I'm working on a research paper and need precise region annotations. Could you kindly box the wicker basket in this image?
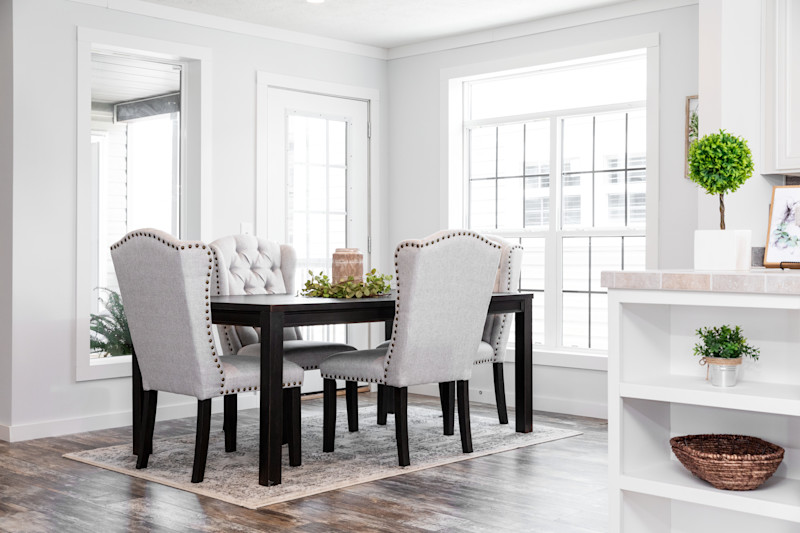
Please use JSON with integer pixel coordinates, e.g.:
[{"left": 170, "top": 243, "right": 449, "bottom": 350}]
[{"left": 670, "top": 434, "right": 784, "bottom": 491}]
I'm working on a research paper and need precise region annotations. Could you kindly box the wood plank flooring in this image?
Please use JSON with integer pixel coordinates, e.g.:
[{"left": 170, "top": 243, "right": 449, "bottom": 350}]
[{"left": 0, "top": 393, "right": 608, "bottom": 532}]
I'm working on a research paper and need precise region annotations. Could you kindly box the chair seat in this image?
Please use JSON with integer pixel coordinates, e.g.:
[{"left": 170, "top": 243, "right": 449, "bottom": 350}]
[
  {"left": 219, "top": 355, "right": 304, "bottom": 393},
  {"left": 237, "top": 340, "right": 356, "bottom": 370},
  {"left": 374, "top": 340, "right": 494, "bottom": 364},
  {"left": 319, "top": 348, "right": 387, "bottom": 383}
]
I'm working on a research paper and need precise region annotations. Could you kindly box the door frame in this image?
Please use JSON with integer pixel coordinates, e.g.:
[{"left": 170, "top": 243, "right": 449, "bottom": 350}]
[{"left": 255, "top": 72, "right": 381, "bottom": 275}]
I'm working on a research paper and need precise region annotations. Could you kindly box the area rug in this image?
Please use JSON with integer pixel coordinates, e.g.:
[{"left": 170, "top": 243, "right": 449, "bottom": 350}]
[{"left": 65, "top": 405, "right": 581, "bottom": 509}]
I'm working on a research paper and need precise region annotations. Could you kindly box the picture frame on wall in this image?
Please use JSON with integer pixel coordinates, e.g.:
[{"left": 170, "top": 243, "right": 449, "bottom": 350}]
[
  {"left": 685, "top": 95, "right": 699, "bottom": 179},
  {"left": 764, "top": 185, "right": 800, "bottom": 268}
]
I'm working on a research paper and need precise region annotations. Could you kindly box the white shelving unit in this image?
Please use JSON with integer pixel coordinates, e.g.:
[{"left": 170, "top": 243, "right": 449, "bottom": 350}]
[{"left": 606, "top": 275, "right": 800, "bottom": 532}]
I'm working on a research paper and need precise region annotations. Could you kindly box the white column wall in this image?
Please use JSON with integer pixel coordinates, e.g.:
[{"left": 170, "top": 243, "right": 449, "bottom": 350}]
[
  {"left": 0, "top": 0, "right": 13, "bottom": 439},
  {"left": 388, "top": 4, "right": 699, "bottom": 418},
  {"left": 5, "top": 0, "right": 387, "bottom": 440}
]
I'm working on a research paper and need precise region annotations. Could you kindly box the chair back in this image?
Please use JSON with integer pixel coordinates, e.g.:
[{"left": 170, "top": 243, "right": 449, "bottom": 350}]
[
  {"left": 383, "top": 230, "right": 501, "bottom": 388},
  {"left": 480, "top": 235, "right": 524, "bottom": 363},
  {"left": 209, "top": 234, "right": 302, "bottom": 355},
  {"left": 110, "top": 229, "right": 225, "bottom": 400}
]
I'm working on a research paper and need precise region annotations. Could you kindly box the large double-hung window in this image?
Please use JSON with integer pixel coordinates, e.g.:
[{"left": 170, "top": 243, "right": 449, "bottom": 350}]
[{"left": 461, "top": 51, "right": 648, "bottom": 353}]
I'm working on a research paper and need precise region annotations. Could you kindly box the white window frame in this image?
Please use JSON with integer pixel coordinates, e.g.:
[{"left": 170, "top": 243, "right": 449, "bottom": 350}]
[
  {"left": 442, "top": 35, "right": 660, "bottom": 370},
  {"left": 75, "top": 28, "right": 212, "bottom": 381}
]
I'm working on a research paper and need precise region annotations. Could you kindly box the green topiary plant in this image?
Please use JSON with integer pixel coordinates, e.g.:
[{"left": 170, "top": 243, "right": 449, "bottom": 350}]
[
  {"left": 688, "top": 129, "right": 754, "bottom": 230},
  {"left": 693, "top": 325, "right": 759, "bottom": 361},
  {"left": 301, "top": 269, "right": 392, "bottom": 298},
  {"left": 90, "top": 288, "right": 133, "bottom": 357}
]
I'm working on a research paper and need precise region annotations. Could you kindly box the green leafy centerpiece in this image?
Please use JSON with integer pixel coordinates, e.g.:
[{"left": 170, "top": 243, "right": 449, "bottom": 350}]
[
  {"left": 301, "top": 269, "right": 392, "bottom": 298},
  {"left": 90, "top": 288, "right": 133, "bottom": 357},
  {"left": 688, "top": 129, "right": 755, "bottom": 271},
  {"left": 693, "top": 325, "right": 759, "bottom": 387}
]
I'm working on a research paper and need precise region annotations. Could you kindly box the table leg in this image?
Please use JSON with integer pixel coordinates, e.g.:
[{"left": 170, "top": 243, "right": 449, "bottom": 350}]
[
  {"left": 132, "top": 350, "right": 143, "bottom": 455},
  {"left": 515, "top": 296, "right": 533, "bottom": 433},
  {"left": 260, "top": 310, "right": 284, "bottom": 486}
]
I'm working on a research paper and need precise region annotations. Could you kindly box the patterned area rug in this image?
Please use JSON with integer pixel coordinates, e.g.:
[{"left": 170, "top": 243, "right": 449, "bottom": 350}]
[{"left": 65, "top": 405, "right": 581, "bottom": 509}]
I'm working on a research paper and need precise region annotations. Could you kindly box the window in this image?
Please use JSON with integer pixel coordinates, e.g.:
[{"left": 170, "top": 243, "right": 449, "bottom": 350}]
[{"left": 460, "top": 50, "right": 648, "bottom": 353}]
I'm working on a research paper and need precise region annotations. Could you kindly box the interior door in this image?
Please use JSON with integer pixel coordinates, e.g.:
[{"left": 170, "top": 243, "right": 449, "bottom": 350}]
[{"left": 266, "top": 88, "right": 370, "bottom": 393}]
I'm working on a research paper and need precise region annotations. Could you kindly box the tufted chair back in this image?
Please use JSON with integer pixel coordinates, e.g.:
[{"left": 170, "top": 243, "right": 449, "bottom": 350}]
[
  {"left": 209, "top": 234, "right": 302, "bottom": 355},
  {"left": 479, "top": 235, "right": 524, "bottom": 364},
  {"left": 382, "top": 230, "right": 501, "bottom": 388},
  {"left": 110, "top": 229, "right": 227, "bottom": 400}
]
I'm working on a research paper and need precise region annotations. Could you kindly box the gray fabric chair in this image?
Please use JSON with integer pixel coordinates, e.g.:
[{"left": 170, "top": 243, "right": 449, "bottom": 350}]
[
  {"left": 209, "top": 234, "right": 358, "bottom": 429},
  {"left": 209, "top": 234, "right": 356, "bottom": 365},
  {"left": 111, "top": 229, "right": 304, "bottom": 483},
  {"left": 377, "top": 235, "right": 523, "bottom": 428},
  {"left": 319, "top": 230, "right": 502, "bottom": 466}
]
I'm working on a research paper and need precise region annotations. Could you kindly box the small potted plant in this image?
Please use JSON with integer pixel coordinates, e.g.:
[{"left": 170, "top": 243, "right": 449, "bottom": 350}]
[
  {"left": 688, "top": 129, "right": 755, "bottom": 270},
  {"left": 693, "top": 325, "right": 759, "bottom": 387}
]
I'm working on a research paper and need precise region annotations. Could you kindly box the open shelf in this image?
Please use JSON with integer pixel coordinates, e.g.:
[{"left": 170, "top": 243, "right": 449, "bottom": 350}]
[
  {"left": 620, "top": 375, "right": 800, "bottom": 416},
  {"left": 621, "top": 461, "right": 800, "bottom": 523}
]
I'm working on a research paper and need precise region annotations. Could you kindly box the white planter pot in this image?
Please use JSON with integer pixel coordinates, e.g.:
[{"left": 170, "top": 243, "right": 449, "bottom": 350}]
[{"left": 694, "top": 230, "right": 752, "bottom": 271}]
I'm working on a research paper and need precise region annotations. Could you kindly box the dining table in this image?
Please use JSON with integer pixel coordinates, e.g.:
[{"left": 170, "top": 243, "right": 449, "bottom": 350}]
[{"left": 131, "top": 291, "right": 534, "bottom": 487}]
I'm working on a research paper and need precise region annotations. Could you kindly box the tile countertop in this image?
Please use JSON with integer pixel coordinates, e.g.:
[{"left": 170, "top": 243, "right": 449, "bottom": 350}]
[{"left": 600, "top": 269, "right": 800, "bottom": 295}]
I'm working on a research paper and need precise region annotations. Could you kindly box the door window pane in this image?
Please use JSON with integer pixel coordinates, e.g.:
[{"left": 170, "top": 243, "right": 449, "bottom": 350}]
[
  {"left": 562, "top": 237, "right": 589, "bottom": 292},
  {"left": 470, "top": 179, "right": 496, "bottom": 229},
  {"left": 594, "top": 113, "right": 626, "bottom": 171},
  {"left": 562, "top": 116, "right": 593, "bottom": 173},
  {"left": 470, "top": 127, "right": 496, "bottom": 179},
  {"left": 562, "top": 292, "right": 589, "bottom": 349}
]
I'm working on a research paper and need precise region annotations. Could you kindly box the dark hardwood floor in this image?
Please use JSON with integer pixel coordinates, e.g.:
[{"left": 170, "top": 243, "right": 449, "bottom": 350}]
[{"left": 0, "top": 393, "right": 608, "bottom": 532}]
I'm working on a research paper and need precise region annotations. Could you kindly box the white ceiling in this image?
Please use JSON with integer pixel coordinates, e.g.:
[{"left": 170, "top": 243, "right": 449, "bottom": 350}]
[
  {"left": 140, "top": 0, "right": 635, "bottom": 49},
  {"left": 91, "top": 53, "right": 181, "bottom": 104}
]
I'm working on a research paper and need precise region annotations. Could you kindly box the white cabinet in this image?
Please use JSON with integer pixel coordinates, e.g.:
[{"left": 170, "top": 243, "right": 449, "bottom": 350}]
[
  {"left": 607, "top": 277, "right": 800, "bottom": 532},
  {"left": 763, "top": 0, "right": 800, "bottom": 175}
]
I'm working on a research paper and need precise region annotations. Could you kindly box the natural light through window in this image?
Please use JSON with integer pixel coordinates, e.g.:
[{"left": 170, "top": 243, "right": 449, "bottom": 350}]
[{"left": 460, "top": 50, "right": 647, "bottom": 353}]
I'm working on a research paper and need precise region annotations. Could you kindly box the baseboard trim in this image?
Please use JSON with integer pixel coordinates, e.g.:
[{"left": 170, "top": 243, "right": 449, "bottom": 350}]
[{"left": 1, "top": 394, "right": 263, "bottom": 443}]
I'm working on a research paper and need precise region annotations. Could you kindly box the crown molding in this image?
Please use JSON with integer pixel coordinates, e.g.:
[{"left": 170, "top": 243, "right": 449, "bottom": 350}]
[
  {"left": 67, "top": 0, "right": 389, "bottom": 60},
  {"left": 388, "top": 0, "right": 697, "bottom": 60}
]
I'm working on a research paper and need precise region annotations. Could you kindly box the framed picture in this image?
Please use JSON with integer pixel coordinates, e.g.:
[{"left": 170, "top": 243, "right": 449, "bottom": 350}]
[
  {"left": 685, "top": 95, "right": 699, "bottom": 179},
  {"left": 764, "top": 185, "right": 800, "bottom": 268}
]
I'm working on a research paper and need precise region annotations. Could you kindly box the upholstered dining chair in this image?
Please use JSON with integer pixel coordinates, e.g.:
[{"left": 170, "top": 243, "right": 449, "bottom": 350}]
[
  {"left": 319, "top": 230, "right": 502, "bottom": 466},
  {"left": 376, "top": 235, "right": 523, "bottom": 430},
  {"left": 111, "top": 229, "right": 304, "bottom": 483},
  {"left": 209, "top": 234, "right": 359, "bottom": 428}
]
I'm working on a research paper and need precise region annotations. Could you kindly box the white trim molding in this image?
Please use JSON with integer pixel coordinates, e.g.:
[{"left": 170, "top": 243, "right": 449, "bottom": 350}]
[
  {"left": 75, "top": 27, "right": 212, "bottom": 381},
  {"left": 67, "top": 0, "right": 387, "bottom": 60}
]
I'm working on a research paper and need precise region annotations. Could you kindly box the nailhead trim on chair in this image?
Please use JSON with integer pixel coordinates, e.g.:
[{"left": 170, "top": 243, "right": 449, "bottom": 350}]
[
  {"left": 483, "top": 243, "right": 524, "bottom": 364},
  {"left": 112, "top": 231, "right": 228, "bottom": 395}
]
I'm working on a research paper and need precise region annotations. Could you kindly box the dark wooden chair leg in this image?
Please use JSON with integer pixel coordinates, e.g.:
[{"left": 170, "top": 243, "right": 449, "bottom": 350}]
[
  {"left": 323, "top": 378, "right": 337, "bottom": 452},
  {"left": 224, "top": 394, "right": 237, "bottom": 452},
  {"left": 438, "top": 381, "right": 455, "bottom": 436},
  {"left": 394, "top": 386, "right": 410, "bottom": 466},
  {"left": 493, "top": 363, "right": 509, "bottom": 425},
  {"left": 386, "top": 386, "right": 395, "bottom": 414},
  {"left": 377, "top": 384, "right": 388, "bottom": 425},
  {"left": 132, "top": 351, "right": 143, "bottom": 455},
  {"left": 135, "top": 390, "right": 158, "bottom": 469},
  {"left": 282, "top": 394, "right": 291, "bottom": 445},
  {"left": 286, "top": 388, "right": 302, "bottom": 467},
  {"left": 346, "top": 381, "right": 359, "bottom": 432},
  {"left": 191, "top": 399, "right": 212, "bottom": 483},
  {"left": 456, "top": 380, "right": 473, "bottom": 454}
]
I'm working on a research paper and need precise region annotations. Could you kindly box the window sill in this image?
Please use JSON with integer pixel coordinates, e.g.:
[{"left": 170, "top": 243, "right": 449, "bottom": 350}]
[
  {"left": 504, "top": 346, "right": 608, "bottom": 371},
  {"left": 76, "top": 354, "right": 132, "bottom": 382}
]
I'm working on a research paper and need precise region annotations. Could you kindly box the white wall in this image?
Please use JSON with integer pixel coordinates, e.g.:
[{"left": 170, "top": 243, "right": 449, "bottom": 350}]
[
  {"left": 388, "top": 4, "right": 699, "bottom": 418},
  {"left": 0, "top": 0, "right": 13, "bottom": 438},
  {"left": 697, "top": 0, "right": 781, "bottom": 238},
  {"left": 4, "top": 0, "right": 387, "bottom": 440}
]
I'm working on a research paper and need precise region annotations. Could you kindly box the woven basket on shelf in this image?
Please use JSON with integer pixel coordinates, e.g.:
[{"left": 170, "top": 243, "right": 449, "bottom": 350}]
[{"left": 670, "top": 434, "right": 784, "bottom": 491}]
